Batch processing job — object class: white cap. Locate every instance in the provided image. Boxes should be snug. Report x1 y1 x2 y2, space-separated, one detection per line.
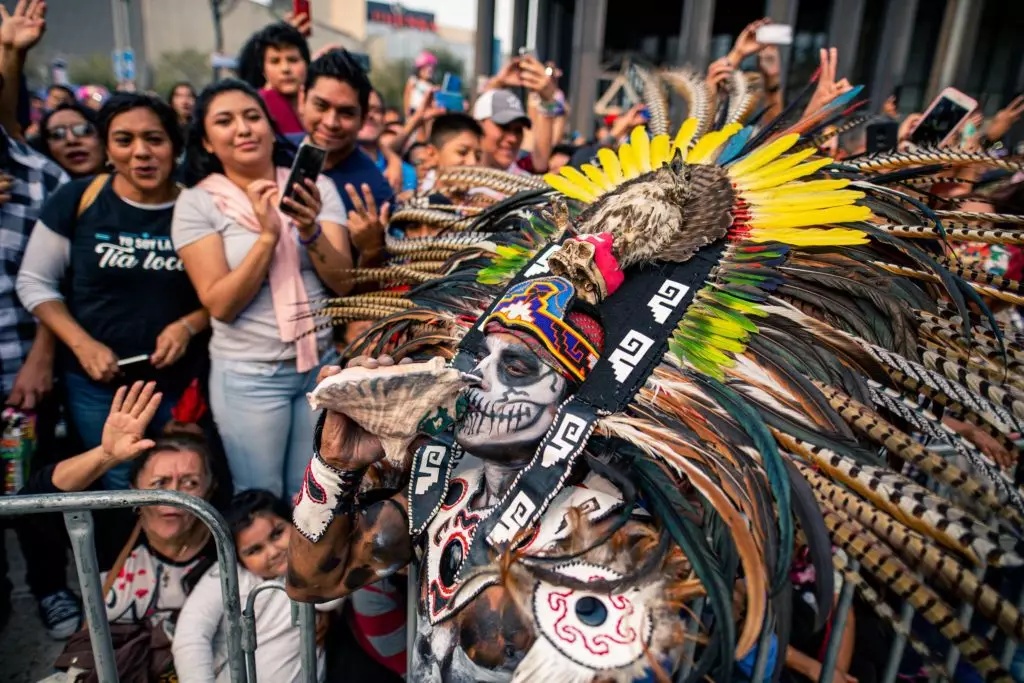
472 89 532 127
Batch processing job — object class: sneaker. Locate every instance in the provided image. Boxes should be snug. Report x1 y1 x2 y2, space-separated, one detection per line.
38 589 82 640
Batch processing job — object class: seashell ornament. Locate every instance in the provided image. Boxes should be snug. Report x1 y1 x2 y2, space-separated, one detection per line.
307 357 477 465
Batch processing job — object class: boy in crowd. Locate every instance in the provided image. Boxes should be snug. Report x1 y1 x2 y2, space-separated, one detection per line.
299 49 391 265
237 22 310 142
417 112 482 193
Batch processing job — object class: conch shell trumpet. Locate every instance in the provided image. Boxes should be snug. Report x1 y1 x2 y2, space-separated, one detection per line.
307 357 477 465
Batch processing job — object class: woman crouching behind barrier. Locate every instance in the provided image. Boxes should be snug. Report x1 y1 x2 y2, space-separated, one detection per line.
20 381 219 681
173 490 341 683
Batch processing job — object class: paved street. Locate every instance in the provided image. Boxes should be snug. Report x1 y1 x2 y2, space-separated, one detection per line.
0 530 70 683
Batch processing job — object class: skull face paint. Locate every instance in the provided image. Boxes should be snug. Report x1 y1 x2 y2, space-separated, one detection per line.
455 333 567 461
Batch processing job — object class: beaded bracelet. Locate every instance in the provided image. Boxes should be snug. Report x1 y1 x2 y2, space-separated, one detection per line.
299 224 323 246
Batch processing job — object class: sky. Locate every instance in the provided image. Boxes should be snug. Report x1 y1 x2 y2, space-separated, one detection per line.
408 0 514 47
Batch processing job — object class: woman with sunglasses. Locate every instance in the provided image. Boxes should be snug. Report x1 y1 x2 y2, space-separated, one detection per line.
17 93 209 490
33 102 105 178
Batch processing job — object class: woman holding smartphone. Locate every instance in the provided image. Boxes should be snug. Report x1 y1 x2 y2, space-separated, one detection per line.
172 79 352 498
16 94 209 490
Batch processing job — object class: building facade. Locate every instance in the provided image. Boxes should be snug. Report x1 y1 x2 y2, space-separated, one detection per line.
476 0 1024 139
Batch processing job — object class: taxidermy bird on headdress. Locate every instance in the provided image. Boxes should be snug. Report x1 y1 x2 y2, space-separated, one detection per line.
308 67 1024 683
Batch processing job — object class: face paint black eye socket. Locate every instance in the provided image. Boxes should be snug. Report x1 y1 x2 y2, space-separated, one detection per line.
497 347 544 387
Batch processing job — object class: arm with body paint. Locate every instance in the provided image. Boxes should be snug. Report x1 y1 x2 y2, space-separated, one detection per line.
286 359 415 602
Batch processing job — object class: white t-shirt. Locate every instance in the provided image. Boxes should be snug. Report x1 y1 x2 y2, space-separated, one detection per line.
172 567 341 683
171 175 346 363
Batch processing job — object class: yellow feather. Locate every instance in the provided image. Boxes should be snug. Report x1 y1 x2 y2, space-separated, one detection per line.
559 166 603 197
544 173 597 203
727 133 801 178
631 126 652 172
748 227 869 246
740 179 850 200
747 190 865 212
687 127 740 164
749 205 872 230
650 134 671 169
671 118 699 158
581 163 614 191
619 143 641 179
736 158 834 192
732 148 818 183
597 148 624 184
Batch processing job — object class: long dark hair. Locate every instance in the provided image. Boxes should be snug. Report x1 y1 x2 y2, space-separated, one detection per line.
166 81 197 105
183 78 293 187
97 93 185 159
32 102 98 160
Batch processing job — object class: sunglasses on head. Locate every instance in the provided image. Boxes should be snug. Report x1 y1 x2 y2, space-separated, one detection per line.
48 122 96 142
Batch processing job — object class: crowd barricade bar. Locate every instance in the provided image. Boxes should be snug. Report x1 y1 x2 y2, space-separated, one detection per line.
295 601 317 683
0 490 245 683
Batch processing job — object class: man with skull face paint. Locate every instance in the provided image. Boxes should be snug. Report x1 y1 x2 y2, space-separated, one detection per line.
284 98 1024 683
285 273 670 683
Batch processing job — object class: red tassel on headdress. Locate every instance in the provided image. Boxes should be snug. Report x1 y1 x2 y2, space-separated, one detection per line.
171 379 208 424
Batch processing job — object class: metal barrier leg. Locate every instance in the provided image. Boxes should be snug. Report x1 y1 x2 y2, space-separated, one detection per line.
818 559 859 683
296 601 318 683
880 601 915 683
64 511 119 683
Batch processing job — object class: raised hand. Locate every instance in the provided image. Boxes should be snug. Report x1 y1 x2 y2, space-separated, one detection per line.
101 381 162 463
0 0 46 52
344 183 390 255
517 54 557 101
985 94 1024 142
803 47 853 117
707 57 735 90
729 17 772 66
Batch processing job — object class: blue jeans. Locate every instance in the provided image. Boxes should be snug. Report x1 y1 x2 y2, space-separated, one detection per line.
208 355 323 498
63 371 177 490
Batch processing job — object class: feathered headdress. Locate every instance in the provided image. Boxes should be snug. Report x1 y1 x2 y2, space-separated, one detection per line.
311 73 1024 683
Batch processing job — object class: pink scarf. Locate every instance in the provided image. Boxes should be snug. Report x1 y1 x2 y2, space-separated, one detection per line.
198 170 319 372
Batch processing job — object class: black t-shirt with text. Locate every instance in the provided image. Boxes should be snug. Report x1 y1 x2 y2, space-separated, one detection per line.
41 176 204 392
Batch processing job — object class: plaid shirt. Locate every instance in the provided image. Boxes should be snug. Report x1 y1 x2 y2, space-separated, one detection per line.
0 128 68 395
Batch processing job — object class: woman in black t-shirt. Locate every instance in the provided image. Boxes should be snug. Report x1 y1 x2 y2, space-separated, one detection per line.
16 94 210 490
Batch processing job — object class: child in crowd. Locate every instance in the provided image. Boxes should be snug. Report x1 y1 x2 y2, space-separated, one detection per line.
417 112 482 194
403 51 437 120
236 22 310 143
172 490 341 683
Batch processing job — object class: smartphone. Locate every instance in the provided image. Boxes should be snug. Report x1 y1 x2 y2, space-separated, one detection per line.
280 142 327 216
293 0 311 35
866 120 899 154
435 73 464 111
909 87 978 147
755 24 793 45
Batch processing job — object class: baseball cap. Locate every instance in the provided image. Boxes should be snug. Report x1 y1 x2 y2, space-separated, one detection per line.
472 89 531 128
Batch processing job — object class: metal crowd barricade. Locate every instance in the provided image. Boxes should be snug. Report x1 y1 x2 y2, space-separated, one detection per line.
0 490 246 683
240 583 318 683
